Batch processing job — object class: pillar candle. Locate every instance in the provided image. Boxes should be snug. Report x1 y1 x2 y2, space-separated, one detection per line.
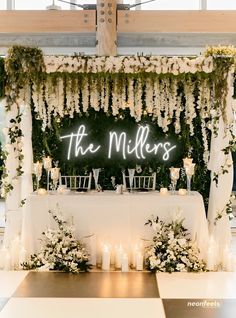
89 235 97 267
131 245 139 268
4 251 11 271
136 252 144 271
11 236 20 269
0 246 7 269
206 237 217 271
19 247 27 268
102 245 110 271
121 253 129 272
115 245 123 269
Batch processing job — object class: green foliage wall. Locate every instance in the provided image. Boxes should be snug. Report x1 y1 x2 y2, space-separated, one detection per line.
31 93 211 206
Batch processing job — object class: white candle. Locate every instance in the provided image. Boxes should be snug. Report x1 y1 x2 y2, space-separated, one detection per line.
89 235 97 266
19 247 26 268
136 252 144 271
11 236 20 269
115 245 123 269
4 251 11 271
160 188 168 195
206 237 217 271
0 246 7 269
43 156 52 170
102 245 110 271
121 253 129 272
37 188 47 196
131 245 139 268
178 188 187 196
226 253 234 272
222 246 233 271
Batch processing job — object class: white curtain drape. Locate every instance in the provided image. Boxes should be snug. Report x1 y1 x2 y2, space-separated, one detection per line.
207 73 234 268
4 101 22 248
3 96 33 268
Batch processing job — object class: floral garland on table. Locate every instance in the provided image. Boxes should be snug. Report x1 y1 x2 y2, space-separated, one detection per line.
145 215 206 273
22 209 91 273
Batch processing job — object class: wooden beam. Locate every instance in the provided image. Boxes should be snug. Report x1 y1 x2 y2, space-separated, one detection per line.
1 10 236 34
0 11 96 33
118 11 236 33
96 0 117 56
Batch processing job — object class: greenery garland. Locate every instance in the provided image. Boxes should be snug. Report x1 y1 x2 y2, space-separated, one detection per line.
0 57 6 99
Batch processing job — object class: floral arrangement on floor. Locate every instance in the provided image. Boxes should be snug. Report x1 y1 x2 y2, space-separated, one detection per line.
145 215 206 273
22 209 91 273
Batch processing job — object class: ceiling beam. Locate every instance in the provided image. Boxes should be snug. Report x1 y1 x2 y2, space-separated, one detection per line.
117 10 236 33
1 11 236 34
0 11 96 33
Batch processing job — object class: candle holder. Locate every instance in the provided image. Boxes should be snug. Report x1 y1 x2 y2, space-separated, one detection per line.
33 162 43 191
169 167 180 195
183 157 193 169
43 156 52 191
50 167 60 191
92 168 101 191
185 163 195 195
128 168 135 193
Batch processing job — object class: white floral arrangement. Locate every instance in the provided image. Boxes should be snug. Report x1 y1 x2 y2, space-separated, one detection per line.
145 216 206 273
22 209 90 273
44 55 214 74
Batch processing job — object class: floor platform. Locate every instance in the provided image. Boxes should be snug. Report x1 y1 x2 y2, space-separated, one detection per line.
0 271 236 318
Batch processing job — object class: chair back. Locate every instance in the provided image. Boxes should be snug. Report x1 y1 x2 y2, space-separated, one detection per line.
60 173 92 190
122 172 156 191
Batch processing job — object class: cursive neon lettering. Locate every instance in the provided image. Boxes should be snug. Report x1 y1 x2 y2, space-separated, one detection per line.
61 124 176 161
60 125 101 160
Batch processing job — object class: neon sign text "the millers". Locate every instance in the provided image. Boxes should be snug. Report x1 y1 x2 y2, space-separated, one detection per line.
60 125 176 161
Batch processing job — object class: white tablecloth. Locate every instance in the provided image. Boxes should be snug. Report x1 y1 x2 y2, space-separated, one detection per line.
21 191 209 264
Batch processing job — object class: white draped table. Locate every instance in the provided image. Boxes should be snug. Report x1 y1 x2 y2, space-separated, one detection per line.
21 191 209 265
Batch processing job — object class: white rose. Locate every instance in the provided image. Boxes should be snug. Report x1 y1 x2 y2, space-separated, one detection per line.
176 263 186 271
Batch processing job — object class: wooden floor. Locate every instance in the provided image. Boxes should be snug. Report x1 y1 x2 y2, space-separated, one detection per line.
13 272 159 298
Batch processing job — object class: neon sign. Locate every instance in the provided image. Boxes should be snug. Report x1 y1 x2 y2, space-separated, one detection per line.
60 125 176 161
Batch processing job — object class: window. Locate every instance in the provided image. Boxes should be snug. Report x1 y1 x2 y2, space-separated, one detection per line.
0 0 6 10
14 0 70 10
208 0 236 10
130 0 200 10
